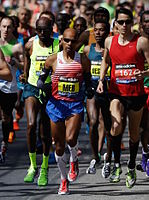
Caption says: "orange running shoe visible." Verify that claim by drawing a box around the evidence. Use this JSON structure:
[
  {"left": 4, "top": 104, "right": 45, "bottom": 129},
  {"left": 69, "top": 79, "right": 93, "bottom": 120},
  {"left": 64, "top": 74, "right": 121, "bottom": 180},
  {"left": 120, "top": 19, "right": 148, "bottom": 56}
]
[
  {"left": 68, "top": 159, "right": 79, "bottom": 182},
  {"left": 8, "top": 131, "right": 16, "bottom": 143},
  {"left": 13, "top": 120, "right": 20, "bottom": 131},
  {"left": 58, "top": 179, "right": 69, "bottom": 195}
]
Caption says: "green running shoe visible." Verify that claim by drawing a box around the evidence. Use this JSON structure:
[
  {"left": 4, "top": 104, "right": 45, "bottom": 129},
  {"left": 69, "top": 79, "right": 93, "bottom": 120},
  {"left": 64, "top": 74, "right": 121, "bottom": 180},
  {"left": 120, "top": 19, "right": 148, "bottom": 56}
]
[
  {"left": 110, "top": 164, "right": 122, "bottom": 183},
  {"left": 126, "top": 168, "right": 136, "bottom": 188},
  {"left": 37, "top": 167, "right": 48, "bottom": 186},
  {"left": 24, "top": 167, "right": 38, "bottom": 183}
]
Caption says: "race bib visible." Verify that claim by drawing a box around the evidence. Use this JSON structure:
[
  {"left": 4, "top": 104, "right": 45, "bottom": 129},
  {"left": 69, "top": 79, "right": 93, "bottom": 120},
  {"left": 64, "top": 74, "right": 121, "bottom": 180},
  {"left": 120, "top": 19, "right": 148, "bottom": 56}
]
[
  {"left": 91, "top": 65, "right": 101, "bottom": 76},
  {"left": 58, "top": 77, "right": 79, "bottom": 96},
  {"left": 115, "top": 64, "right": 137, "bottom": 84},
  {"left": 35, "top": 56, "right": 47, "bottom": 76}
]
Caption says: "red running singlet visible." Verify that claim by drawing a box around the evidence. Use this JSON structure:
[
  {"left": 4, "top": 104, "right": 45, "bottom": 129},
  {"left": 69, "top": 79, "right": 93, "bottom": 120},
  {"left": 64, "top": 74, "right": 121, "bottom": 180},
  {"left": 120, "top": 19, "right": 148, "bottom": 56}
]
[{"left": 109, "top": 34, "right": 145, "bottom": 96}]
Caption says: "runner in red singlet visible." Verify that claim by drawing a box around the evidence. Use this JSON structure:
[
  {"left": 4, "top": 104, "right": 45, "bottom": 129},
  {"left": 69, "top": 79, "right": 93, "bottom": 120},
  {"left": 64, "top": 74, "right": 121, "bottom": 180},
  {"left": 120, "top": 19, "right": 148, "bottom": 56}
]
[{"left": 97, "top": 8, "right": 149, "bottom": 188}]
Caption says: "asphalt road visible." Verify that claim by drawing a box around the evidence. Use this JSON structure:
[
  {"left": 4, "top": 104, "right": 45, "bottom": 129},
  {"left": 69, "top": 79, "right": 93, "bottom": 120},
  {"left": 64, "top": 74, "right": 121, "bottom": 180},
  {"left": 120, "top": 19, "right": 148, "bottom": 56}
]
[{"left": 0, "top": 115, "right": 149, "bottom": 200}]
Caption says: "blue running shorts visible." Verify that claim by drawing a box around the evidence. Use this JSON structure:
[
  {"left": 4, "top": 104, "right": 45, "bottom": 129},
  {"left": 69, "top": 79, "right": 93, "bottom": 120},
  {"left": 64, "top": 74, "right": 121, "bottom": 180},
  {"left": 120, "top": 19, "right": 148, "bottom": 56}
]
[{"left": 46, "top": 97, "right": 84, "bottom": 122}]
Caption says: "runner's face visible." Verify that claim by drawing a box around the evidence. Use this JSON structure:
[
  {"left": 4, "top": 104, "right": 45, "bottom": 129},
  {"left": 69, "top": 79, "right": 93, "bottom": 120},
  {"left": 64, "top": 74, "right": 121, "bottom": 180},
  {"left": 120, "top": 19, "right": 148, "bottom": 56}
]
[
  {"left": 18, "top": 9, "right": 28, "bottom": 24},
  {"left": 94, "top": 23, "right": 107, "bottom": 43},
  {"left": 74, "top": 20, "right": 86, "bottom": 36},
  {"left": 64, "top": 2, "right": 74, "bottom": 15},
  {"left": 63, "top": 30, "right": 76, "bottom": 54},
  {"left": 116, "top": 13, "right": 133, "bottom": 35},
  {"left": 36, "top": 21, "right": 52, "bottom": 42},
  {"left": 142, "top": 14, "right": 149, "bottom": 36},
  {"left": 0, "top": 18, "right": 14, "bottom": 40}
]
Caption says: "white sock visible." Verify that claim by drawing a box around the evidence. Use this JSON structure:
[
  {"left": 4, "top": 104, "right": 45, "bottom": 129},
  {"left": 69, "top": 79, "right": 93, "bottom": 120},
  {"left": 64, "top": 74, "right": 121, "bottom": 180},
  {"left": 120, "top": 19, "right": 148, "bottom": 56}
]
[
  {"left": 55, "top": 152, "right": 67, "bottom": 180},
  {"left": 68, "top": 144, "right": 78, "bottom": 162}
]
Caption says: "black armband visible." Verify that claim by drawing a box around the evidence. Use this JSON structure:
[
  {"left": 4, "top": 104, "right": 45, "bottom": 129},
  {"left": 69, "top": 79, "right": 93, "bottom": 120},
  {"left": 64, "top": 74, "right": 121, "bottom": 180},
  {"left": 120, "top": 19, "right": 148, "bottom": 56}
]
[
  {"left": 84, "top": 72, "right": 91, "bottom": 89},
  {"left": 37, "top": 67, "right": 50, "bottom": 89},
  {"left": 84, "top": 72, "right": 95, "bottom": 99}
]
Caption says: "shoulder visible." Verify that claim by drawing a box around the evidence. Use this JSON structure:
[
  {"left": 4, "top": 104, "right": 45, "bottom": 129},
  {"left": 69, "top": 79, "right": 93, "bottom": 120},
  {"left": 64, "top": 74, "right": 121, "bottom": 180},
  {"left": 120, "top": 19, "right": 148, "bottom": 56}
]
[
  {"left": 25, "top": 39, "right": 33, "bottom": 52},
  {"left": 46, "top": 53, "right": 57, "bottom": 63},
  {"left": 45, "top": 53, "right": 57, "bottom": 69},
  {"left": 137, "top": 36, "right": 149, "bottom": 53},
  {"left": 81, "top": 53, "right": 90, "bottom": 64},
  {"left": 79, "top": 30, "right": 89, "bottom": 40},
  {"left": 12, "top": 41, "right": 24, "bottom": 54},
  {"left": 105, "top": 36, "right": 114, "bottom": 49},
  {"left": 83, "top": 45, "right": 90, "bottom": 55}
]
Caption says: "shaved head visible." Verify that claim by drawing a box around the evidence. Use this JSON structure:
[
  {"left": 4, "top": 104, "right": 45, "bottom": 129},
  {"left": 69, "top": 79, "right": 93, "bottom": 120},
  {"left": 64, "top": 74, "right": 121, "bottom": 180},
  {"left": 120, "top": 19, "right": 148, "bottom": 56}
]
[{"left": 63, "top": 28, "right": 78, "bottom": 40}]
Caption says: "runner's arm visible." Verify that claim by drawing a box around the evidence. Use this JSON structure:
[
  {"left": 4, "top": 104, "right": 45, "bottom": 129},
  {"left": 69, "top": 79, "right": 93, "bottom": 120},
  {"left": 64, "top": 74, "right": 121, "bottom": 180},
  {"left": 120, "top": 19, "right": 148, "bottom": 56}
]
[
  {"left": 96, "top": 37, "right": 111, "bottom": 93},
  {"left": 37, "top": 54, "right": 57, "bottom": 89},
  {"left": 81, "top": 53, "right": 95, "bottom": 98},
  {"left": 135, "top": 37, "right": 149, "bottom": 79},
  {"left": 0, "top": 49, "right": 12, "bottom": 81},
  {"left": 19, "top": 41, "right": 33, "bottom": 83}
]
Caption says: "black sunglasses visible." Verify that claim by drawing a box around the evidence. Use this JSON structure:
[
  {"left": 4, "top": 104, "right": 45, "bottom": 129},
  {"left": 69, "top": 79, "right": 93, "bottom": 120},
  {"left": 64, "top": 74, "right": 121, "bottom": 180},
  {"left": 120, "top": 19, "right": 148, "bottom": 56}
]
[
  {"left": 117, "top": 19, "right": 132, "bottom": 25},
  {"left": 63, "top": 38, "right": 76, "bottom": 44},
  {"left": 36, "top": 28, "right": 51, "bottom": 33},
  {"left": 65, "top": 6, "right": 73, "bottom": 9}
]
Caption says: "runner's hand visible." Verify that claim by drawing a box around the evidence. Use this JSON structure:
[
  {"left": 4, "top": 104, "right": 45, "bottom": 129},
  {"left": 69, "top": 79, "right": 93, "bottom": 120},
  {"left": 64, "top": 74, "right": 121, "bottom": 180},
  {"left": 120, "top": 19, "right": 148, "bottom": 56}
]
[
  {"left": 96, "top": 80, "right": 104, "bottom": 93},
  {"left": 134, "top": 69, "right": 144, "bottom": 80},
  {"left": 19, "top": 73, "right": 27, "bottom": 83}
]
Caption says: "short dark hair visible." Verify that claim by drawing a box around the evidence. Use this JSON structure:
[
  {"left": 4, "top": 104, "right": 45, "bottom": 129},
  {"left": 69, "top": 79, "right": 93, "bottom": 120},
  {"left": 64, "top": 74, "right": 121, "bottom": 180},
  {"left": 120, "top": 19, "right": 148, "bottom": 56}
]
[
  {"left": 94, "top": 19, "right": 110, "bottom": 35},
  {"left": 39, "top": 11, "right": 55, "bottom": 25},
  {"left": 36, "top": 17, "right": 53, "bottom": 29},
  {"left": 115, "top": 8, "right": 133, "bottom": 21},
  {"left": 74, "top": 17, "right": 87, "bottom": 27},
  {"left": 140, "top": 10, "right": 149, "bottom": 23},
  {"left": 0, "top": 16, "right": 15, "bottom": 27},
  {"left": 0, "top": 11, "right": 6, "bottom": 19},
  {"left": 94, "top": 7, "right": 110, "bottom": 22}
]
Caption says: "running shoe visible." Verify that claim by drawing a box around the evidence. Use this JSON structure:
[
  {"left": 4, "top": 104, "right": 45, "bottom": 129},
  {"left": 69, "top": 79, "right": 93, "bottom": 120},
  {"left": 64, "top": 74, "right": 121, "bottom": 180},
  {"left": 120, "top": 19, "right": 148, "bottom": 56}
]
[
  {"left": 24, "top": 167, "right": 38, "bottom": 183},
  {"left": 126, "top": 168, "right": 136, "bottom": 189},
  {"left": 141, "top": 151, "right": 148, "bottom": 172},
  {"left": 146, "top": 159, "right": 149, "bottom": 177},
  {"left": 136, "top": 162, "right": 144, "bottom": 172},
  {"left": 8, "top": 131, "right": 16, "bottom": 143},
  {"left": 86, "top": 159, "right": 96, "bottom": 174},
  {"left": 110, "top": 164, "right": 122, "bottom": 183},
  {"left": 37, "top": 167, "right": 48, "bottom": 186},
  {"left": 0, "top": 141, "right": 7, "bottom": 163},
  {"left": 102, "top": 152, "right": 111, "bottom": 178},
  {"left": 58, "top": 179, "right": 69, "bottom": 195},
  {"left": 68, "top": 159, "right": 79, "bottom": 182},
  {"left": 102, "top": 162, "right": 111, "bottom": 178},
  {"left": 13, "top": 120, "right": 20, "bottom": 131}
]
